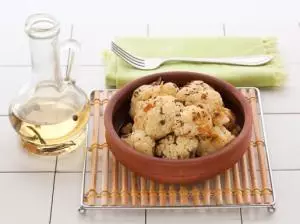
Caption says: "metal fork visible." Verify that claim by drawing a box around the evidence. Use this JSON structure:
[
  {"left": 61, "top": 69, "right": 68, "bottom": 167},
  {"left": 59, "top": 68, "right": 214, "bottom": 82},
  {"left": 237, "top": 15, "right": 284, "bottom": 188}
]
[{"left": 111, "top": 41, "right": 273, "bottom": 70}]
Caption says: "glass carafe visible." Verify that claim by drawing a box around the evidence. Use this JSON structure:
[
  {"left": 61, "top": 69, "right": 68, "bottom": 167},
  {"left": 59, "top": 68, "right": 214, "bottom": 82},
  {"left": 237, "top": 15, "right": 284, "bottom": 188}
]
[{"left": 8, "top": 13, "right": 90, "bottom": 156}]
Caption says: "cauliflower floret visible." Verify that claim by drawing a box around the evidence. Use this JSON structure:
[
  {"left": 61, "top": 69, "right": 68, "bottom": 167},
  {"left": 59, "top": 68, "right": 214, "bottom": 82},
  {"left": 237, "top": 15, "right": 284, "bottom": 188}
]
[
  {"left": 130, "top": 82, "right": 179, "bottom": 118},
  {"left": 212, "top": 107, "right": 231, "bottom": 126},
  {"left": 130, "top": 85, "right": 160, "bottom": 118},
  {"left": 122, "top": 130, "right": 155, "bottom": 156},
  {"left": 130, "top": 100, "right": 148, "bottom": 124},
  {"left": 197, "top": 126, "right": 235, "bottom": 156},
  {"left": 212, "top": 107, "right": 241, "bottom": 136},
  {"left": 133, "top": 95, "right": 183, "bottom": 139},
  {"left": 173, "top": 105, "right": 213, "bottom": 137},
  {"left": 156, "top": 134, "right": 199, "bottom": 159},
  {"left": 160, "top": 82, "right": 179, "bottom": 96},
  {"left": 176, "top": 80, "right": 223, "bottom": 112}
]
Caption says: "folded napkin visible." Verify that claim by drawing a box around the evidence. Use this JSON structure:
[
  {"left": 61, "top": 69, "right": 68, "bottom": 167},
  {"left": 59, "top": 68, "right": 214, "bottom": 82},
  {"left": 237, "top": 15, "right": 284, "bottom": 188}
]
[{"left": 103, "top": 37, "right": 286, "bottom": 88}]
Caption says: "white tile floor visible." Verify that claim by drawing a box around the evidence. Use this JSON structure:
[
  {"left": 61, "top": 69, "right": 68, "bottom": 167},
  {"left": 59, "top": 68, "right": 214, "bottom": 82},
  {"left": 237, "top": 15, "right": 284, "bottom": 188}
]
[
  {"left": 0, "top": 24, "right": 71, "bottom": 66},
  {"left": 72, "top": 24, "right": 147, "bottom": 65},
  {"left": 147, "top": 209, "right": 242, "bottom": 224},
  {"left": 260, "top": 64, "right": 300, "bottom": 113},
  {"left": 51, "top": 173, "right": 145, "bottom": 224},
  {"left": 264, "top": 114, "right": 300, "bottom": 170},
  {"left": 1, "top": 2, "right": 300, "bottom": 223},
  {"left": 148, "top": 23, "right": 224, "bottom": 37},
  {"left": 242, "top": 171, "right": 300, "bottom": 224},
  {"left": 0, "top": 173, "right": 54, "bottom": 224},
  {"left": 0, "top": 117, "right": 56, "bottom": 171}
]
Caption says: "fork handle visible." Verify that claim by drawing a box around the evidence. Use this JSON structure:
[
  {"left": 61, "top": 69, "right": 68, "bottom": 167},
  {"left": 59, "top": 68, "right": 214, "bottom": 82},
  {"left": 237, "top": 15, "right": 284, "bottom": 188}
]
[{"left": 165, "top": 55, "right": 272, "bottom": 66}]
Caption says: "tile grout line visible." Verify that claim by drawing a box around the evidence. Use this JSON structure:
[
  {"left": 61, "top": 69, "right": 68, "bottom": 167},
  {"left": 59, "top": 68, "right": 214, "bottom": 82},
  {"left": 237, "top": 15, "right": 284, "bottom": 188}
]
[
  {"left": 2, "top": 169, "right": 300, "bottom": 174},
  {"left": 0, "top": 171, "right": 56, "bottom": 173},
  {"left": 146, "top": 24, "right": 150, "bottom": 37},
  {"left": 263, "top": 112, "right": 300, "bottom": 115},
  {"left": 222, "top": 23, "right": 226, "bottom": 36},
  {"left": 74, "top": 64, "right": 105, "bottom": 67},
  {"left": 273, "top": 169, "right": 300, "bottom": 171},
  {"left": 48, "top": 156, "right": 58, "bottom": 224},
  {"left": 0, "top": 64, "right": 105, "bottom": 67},
  {"left": 0, "top": 64, "right": 104, "bottom": 67},
  {"left": 240, "top": 208, "right": 244, "bottom": 224},
  {"left": 71, "top": 24, "right": 74, "bottom": 37},
  {"left": 0, "top": 65, "right": 31, "bottom": 67}
]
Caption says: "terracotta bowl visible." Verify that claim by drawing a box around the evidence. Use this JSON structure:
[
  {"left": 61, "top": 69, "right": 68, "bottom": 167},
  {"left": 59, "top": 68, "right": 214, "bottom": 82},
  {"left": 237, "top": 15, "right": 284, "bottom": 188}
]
[{"left": 104, "top": 71, "right": 252, "bottom": 184}]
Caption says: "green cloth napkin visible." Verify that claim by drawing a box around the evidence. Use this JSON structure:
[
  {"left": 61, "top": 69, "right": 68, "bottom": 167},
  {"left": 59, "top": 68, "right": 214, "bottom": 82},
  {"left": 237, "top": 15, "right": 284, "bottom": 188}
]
[{"left": 103, "top": 37, "right": 286, "bottom": 88}]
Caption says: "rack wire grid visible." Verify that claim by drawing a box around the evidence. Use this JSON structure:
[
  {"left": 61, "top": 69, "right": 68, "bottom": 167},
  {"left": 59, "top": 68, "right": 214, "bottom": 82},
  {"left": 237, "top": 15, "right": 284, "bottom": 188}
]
[{"left": 78, "top": 87, "right": 276, "bottom": 214}]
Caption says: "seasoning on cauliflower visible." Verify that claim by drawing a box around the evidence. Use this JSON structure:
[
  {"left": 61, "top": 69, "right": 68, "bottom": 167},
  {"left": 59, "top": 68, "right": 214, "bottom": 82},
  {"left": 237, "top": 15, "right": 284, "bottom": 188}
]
[
  {"left": 130, "top": 84, "right": 160, "bottom": 118},
  {"left": 133, "top": 95, "right": 184, "bottom": 139},
  {"left": 156, "top": 134, "right": 199, "bottom": 159},
  {"left": 122, "top": 130, "right": 155, "bottom": 156},
  {"left": 197, "top": 126, "right": 235, "bottom": 156},
  {"left": 212, "top": 107, "right": 231, "bottom": 126},
  {"left": 173, "top": 105, "right": 213, "bottom": 137},
  {"left": 176, "top": 80, "right": 223, "bottom": 112},
  {"left": 124, "top": 79, "right": 240, "bottom": 160},
  {"left": 130, "top": 81, "right": 179, "bottom": 118},
  {"left": 160, "top": 82, "right": 179, "bottom": 96}
]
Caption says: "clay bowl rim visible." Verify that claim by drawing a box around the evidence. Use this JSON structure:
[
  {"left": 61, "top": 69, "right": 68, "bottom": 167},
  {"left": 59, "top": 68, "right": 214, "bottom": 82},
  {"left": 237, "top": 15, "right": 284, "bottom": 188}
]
[{"left": 104, "top": 71, "right": 252, "bottom": 165}]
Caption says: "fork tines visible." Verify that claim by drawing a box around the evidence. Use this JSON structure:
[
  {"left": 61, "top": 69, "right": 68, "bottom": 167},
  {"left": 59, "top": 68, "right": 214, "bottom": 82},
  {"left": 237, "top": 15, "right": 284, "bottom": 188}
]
[{"left": 111, "top": 41, "right": 145, "bottom": 68}]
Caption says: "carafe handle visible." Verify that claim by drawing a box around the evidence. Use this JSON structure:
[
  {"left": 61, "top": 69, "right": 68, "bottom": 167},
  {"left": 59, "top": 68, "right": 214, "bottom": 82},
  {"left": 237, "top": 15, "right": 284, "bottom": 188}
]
[{"left": 59, "top": 38, "right": 81, "bottom": 84}]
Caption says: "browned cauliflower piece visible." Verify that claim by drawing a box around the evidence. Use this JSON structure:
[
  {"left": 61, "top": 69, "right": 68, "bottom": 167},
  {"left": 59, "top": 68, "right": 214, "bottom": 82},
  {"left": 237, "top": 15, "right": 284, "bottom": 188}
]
[
  {"left": 130, "top": 82, "right": 179, "bottom": 118},
  {"left": 197, "top": 126, "right": 235, "bottom": 156},
  {"left": 122, "top": 130, "right": 155, "bottom": 156},
  {"left": 133, "top": 95, "right": 183, "bottom": 139},
  {"left": 173, "top": 105, "right": 213, "bottom": 137},
  {"left": 176, "top": 80, "right": 223, "bottom": 112},
  {"left": 212, "top": 107, "right": 232, "bottom": 126},
  {"left": 156, "top": 134, "right": 199, "bottom": 159},
  {"left": 213, "top": 107, "right": 241, "bottom": 136}
]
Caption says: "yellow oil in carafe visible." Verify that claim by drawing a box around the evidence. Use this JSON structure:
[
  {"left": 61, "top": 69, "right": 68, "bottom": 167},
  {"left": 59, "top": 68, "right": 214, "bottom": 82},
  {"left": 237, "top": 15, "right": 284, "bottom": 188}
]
[{"left": 9, "top": 98, "right": 90, "bottom": 156}]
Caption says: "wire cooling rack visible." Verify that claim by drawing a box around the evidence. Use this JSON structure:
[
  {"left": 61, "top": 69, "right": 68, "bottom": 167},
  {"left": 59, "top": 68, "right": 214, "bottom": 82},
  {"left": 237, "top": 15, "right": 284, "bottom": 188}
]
[{"left": 78, "top": 87, "right": 275, "bottom": 214}]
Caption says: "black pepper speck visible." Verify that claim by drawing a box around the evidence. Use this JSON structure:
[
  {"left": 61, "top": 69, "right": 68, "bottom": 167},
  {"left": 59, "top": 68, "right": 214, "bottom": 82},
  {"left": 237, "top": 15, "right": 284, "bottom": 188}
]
[{"left": 160, "top": 120, "right": 166, "bottom": 125}]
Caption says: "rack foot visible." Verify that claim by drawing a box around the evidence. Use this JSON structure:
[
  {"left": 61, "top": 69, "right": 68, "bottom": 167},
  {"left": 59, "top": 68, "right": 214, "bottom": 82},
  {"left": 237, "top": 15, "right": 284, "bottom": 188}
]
[
  {"left": 268, "top": 206, "right": 276, "bottom": 213},
  {"left": 78, "top": 206, "right": 87, "bottom": 214}
]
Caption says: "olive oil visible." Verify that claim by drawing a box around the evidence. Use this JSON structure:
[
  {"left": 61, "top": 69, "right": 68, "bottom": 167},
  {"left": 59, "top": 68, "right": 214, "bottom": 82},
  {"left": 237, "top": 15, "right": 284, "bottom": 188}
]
[{"left": 9, "top": 98, "right": 90, "bottom": 156}]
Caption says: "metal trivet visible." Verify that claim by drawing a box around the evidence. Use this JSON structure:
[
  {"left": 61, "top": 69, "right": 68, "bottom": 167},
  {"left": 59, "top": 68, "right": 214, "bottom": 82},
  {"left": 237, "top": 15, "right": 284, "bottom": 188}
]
[{"left": 78, "top": 88, "right": 275, "bottom": 214}]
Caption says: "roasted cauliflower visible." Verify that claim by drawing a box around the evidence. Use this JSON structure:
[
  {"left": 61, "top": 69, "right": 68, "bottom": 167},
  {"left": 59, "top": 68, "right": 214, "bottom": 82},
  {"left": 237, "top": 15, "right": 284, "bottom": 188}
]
[
  {"left": 156, "top": 134, "right": 199, "bottom": 159},
  {"left": 122, "top": 130, "right": 155, "bottom": 156},
  {"left": 173, "top": 105, "right": 213, "bottom": 137},
  {"left": 122, "top": 79, "right": 240, "bottom": 159},
  {"left": 133, "top": 95, "right": 183, "bottom": 139},
  {"left": 176, "top": 80, "right": 223, "bottom": 112},
  {"left": 197, "top": 126, "right": 235, "bottom": 156},
  {"left": 130, "top": 82, "right": 179, "bottom": 117}
]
